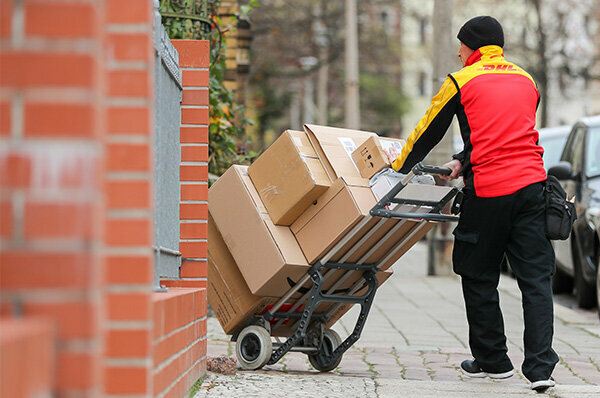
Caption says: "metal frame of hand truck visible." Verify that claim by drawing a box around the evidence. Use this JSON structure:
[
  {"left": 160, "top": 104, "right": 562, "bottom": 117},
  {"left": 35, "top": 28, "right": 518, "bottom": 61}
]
[{"left": 232, "top": 162, "right": 461, "bottom": 371}]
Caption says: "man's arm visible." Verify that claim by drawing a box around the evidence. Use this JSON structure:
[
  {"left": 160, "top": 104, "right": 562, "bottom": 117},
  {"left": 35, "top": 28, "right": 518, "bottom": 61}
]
[{"left": 391, "top": 76, "right": 459, "bottom": 173}]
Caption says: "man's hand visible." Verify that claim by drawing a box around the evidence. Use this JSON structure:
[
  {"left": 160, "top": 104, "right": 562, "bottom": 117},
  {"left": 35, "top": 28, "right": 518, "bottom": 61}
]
[
  {"left": 383, "top": 147, "right": 401, "bottom": 166},
  {"left": 441, "top": 159, "right": 463, "bottom": 180}
]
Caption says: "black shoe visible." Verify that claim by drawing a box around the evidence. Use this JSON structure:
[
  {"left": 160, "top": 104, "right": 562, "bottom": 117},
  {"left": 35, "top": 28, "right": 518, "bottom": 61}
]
[
  {"left": 460, "top": 359, "right": 514, "bottom": 379},
  {"left": 531, "top": 377, "right": 555, "bottom": 392}
]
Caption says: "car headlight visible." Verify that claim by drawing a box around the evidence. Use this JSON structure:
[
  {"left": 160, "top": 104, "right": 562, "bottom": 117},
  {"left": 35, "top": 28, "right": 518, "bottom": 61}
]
[{"left": 584, "top": 207, "right": 600, "bottom": 232}]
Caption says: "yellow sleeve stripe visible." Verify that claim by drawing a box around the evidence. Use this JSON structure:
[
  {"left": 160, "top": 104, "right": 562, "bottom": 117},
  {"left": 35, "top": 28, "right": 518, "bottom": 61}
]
[{"left": 392, "top": 77, "right": 458, "bottom": 171}]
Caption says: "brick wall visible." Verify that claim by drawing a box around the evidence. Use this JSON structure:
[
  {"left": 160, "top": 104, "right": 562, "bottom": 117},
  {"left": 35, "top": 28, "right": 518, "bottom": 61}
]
[
  {"left": 1, "top": 2, "right": 209, "bottom": 397},
  {"left": 103, "top": 0, "right": 155, "bottom": 396},
  {"left": 0, "top": 0, "right": 106, "bottom": 395}
]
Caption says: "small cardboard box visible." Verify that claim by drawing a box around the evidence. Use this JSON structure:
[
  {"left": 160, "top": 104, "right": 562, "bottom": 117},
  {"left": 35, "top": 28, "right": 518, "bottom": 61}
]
[
  {"left": 303, "top": 124, "right": 378, "bottom": 187},
  {"left": 352, "top": 136, "right": 406, "bottom": 179},
  {"left": 248, "top": 130, "right": 331, "bottom": 226},
  {"left": 208, "top": 165, "right": 310, "bottom": 297},
  {"left": 208, "top": 211, "right": 394, "bottom": 336}
]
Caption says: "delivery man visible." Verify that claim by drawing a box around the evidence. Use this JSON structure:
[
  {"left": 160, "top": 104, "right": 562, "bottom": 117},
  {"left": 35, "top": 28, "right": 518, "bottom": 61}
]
[{"left": 386, "top": 16, "right": 558, "bottom": 392}]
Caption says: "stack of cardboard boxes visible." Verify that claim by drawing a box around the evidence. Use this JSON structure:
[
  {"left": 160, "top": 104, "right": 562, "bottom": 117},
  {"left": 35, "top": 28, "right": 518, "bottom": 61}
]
[{"left": 208, "top": 125, "right": 435, "bottom": 336}]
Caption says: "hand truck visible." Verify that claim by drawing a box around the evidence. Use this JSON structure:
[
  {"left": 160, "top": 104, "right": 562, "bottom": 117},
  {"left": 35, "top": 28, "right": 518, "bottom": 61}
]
[{"left": 232, "top": 163, "right": 461, "bottom": 371}]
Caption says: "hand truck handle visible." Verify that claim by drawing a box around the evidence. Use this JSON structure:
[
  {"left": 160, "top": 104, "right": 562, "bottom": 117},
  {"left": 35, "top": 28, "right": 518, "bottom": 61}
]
[{"left": 413, "top": 163, "right": 452, "bottom": 176}]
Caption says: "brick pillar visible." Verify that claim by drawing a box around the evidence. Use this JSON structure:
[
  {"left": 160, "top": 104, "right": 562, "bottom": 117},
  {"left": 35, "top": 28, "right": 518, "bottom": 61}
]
[
  {"left": 163, "top": 40, "right": 209, "bottom": 290},
  {"left": 0, "top": 0, "right": 106, "bottom": 395},
  {"left": 102, "top": 0, "right": 155, "bottom": 396}
]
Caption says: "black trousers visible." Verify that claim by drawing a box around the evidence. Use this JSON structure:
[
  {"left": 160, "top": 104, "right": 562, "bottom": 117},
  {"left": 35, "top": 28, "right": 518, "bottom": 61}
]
[{"left": 452, "top": 181, "right": 558, "bottom": 382}]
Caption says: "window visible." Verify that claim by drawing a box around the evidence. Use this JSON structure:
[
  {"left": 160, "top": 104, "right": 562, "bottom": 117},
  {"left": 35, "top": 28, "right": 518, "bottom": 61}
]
[
  {"left": 563, "top": 125, "right": 585, "bottom": 175},
  {"left": 419, "top": 17, "right": 427, "bottom": 45}
]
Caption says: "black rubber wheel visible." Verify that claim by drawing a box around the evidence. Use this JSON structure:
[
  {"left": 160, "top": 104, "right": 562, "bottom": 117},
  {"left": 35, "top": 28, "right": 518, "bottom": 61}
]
[
  {"left": 308, "top": 329, "right": 343, "bottom": 372},
  {"left": 573, "top": 241, "right": 597, "bottom": 309},
  {"left": 235, "top": 325, "right": 272, "bottom": 370},
  {"left": 552, "top": 267, "right": 574, "bottom": 294}
]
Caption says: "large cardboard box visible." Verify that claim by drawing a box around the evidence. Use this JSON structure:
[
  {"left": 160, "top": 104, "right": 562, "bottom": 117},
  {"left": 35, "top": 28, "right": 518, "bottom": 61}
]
[
  {"left": 291, "top": 178, "right": 375, "bottom": 264},
  {"left": 303, "top": 124, "right": 378, "bottom": 187},
  {"left": 291, "top": 176, "right": 436, "bottom": 269},
  {"left": 208, "top": 211, "right": 394, "bottom": 336},
  {"left": 209, "top": 165, "right": 310, "bottom": 297},
  {"left": 352, "top": 136, "right": 406, "bottom": 179},
  {"left": 248, "top": 130, "right": 331, "bottom": 225},
  {"left": 207, "top": 212, "right": 276, "bottom": 335}
]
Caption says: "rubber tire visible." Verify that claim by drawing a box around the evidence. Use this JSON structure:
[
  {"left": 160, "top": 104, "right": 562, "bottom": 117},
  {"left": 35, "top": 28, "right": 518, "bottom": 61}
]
[
  {"left": 235, "top": 325, "right": 272, "bottom": 370},
  {"left": 573, "top": 240, "right": 597, "bottom": 309},
  {"left": 309, "top": 329, "right": 343, "bottom": 372},
  {"left": 552, "top": 267, "right": 574, "bottom": 294}
]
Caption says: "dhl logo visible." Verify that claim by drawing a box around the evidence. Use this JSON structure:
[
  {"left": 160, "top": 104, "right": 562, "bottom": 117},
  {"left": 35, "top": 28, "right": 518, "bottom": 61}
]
[{"left": 481, "top": 64, "right": 519, "bottom": 71}]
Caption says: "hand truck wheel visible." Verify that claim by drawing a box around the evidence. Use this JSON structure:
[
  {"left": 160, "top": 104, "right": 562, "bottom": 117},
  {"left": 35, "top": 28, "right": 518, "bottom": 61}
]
[
  {"left": 235, "top": 325, "right": 272, "bottom": 370},
  {"left": 308, "top": 328, "right": 343, "bottom": 372}
]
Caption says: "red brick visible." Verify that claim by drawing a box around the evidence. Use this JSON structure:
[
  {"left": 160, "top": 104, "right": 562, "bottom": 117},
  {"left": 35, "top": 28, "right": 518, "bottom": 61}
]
[
  {"left": 106, "top": 180, "right": 150, "bottom": 209},
  {"left": 23, "top": 301, "right": 96, "bottom": 339},
  {"left": 25, "top": 2, "right": 95, "bottom": 38},
  {"left": 108, "top": 70, "right": 149, "bottom": 98},
  {"left": 0, "top": 52, "right": 94, "bottom": 88},
  {"left": 0, "top": 1, "right": 12, "bottom": 38},
  {"left": 105, "top": 255, "right": 153, "bottom": 284},
  {"left": 24, "top": 202, "right": 93, "bottom": 239},
  {"left": 107, "top": 33, "right": 150, "bottom": 61},
  {"left": 105, "top": 366, "right": 148, "bottom": 395},
  {"left": 0, "top": 153, "right": 31, "bottom": 188},
  {"left": 180, "top": 203, "right": 207, "bottom": 220},
  {"left": 24, "top": 102, "right": 94, "bottom": 137},
  {"left": 179, "top": 241, "right": 206, "bottom": 259},
  {"left": 160, "top": 279, "right": 207, "bottom": 289},
  {"left": 0, "top": 101, "right": 10, "bottom": 135},
  {"left": 180, "top": 223, "right": 207, "bottom": 240},
  {"left": 105, "top": 218, "right": 151, "bottom": 246},
  {"left": 182, "top": 70, "right": 209, "bottom": 87},
  {"left": 182, "top": 89, "right": 209, "bottom": 106},
  {"left": 57, "top": 352, "right": 94, "bottom": 390},
  {"left": 107, "top": 106, "right": 150, "bottom": 135},
  {"left": 181, "top": 146, "right": 208, "bottom": 162},
  {"left": 181, "top": 184, "right": 207, "bottom": 201},
  {"left": 107, "top": 292, "right": 150, "bottom": 321},
  {"left": 107, "top": 143, "right": 150, "bottom": 172},
  {"left": 0, "top": 200, "right": 12, "bottom": 238},
  {"left": 180, "top": 260, "right": 207, "bottom": 278},
  {"left": 0, "top": 252, "right": 92, "bottom": 290},
  {"left": 181, "top": 108, "right": 208, "bottom": 125},
  {"left": 154, "top": 339, "right": 204, "bottom": 394},
  {"left": 153, "top": 321, "right": 200, "bottom": 366},
  {"left": 106, "top": 0, "right": 151, "bottom": 24},
  {"left": 180, "top": 126, "right": 208, "bottom": 144},
  {"left": 180, "top": 165, "right": 208, "bottom": 182},
  {"left": 172, "top": 40, "right": 210, "bottom": 68},
  {"left": 106, "top": 329, "right": 150, "bottom": 358}
]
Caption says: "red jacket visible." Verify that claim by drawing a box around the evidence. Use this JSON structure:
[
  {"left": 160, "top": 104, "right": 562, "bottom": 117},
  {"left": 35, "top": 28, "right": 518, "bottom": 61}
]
[{"left": 391, "top": 45, "right": 546, "bottom": 197}]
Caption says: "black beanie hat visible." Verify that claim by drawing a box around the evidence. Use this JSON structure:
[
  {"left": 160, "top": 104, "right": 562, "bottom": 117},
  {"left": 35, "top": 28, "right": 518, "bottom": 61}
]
[{"left": 457, "top": 16, "right": 504, "bottom": 50}]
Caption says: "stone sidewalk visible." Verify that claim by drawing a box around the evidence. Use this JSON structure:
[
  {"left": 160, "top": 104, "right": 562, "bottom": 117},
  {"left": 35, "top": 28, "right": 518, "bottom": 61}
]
[{"left": 196, "top": 243, "right": 600, "bottom": 397}]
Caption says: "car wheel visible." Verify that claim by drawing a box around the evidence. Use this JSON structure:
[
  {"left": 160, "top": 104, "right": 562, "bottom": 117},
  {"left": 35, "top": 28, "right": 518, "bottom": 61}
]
[
  {"left": 552, "top": 267, "right": 574, "bottom": 294},
  {"left": 573, "top": 239, "right": 597, "bottom": 309}
]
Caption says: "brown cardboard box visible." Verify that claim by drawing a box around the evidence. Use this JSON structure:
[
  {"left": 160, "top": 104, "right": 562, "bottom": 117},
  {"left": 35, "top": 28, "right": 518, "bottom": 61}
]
[
  {"left": 352, "top": 136, "right": 406, "bottom": 179},
  {"left": 291, "top": 178, "right": 376, "bottom": 264},
  {"left": 291, "top": 176, "right": 436, "bottom": 269},
  {"left": 209, "top": 165, "right": 310, "bottom": 297},
  {"left": 208, "top": 211, "right": 394, "bottom": 336},
  {"left": 248, "top": 130, "right": 331, "bottom": 226},
  {"left": 303, "top": 124, "right": 378, "bottom": 187},
  {"left": 207, "top": 212, "right": 277, "bottom": 335}
]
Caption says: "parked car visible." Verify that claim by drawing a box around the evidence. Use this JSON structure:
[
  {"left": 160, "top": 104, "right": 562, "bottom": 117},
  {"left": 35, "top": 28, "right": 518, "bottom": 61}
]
[
  {"left": 538, "top": 125, "right": 571, "bottom": 171},
  {"left": 548, "top": 115, "right": 600, "bottom": 311}
]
